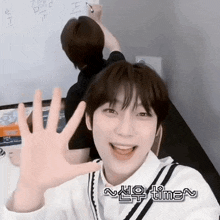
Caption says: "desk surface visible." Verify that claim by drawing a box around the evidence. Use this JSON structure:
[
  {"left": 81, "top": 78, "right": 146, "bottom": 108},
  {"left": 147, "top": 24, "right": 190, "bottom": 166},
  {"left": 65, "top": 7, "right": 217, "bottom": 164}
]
[{"left": 0, "top": 145, "right": 21, "bottom": 208}]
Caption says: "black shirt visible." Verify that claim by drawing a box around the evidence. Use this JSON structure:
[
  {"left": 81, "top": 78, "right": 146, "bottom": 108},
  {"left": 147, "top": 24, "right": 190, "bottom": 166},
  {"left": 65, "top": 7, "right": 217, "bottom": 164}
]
[{"left": 65, "top": 51, "right": 125, "bottom": 155}]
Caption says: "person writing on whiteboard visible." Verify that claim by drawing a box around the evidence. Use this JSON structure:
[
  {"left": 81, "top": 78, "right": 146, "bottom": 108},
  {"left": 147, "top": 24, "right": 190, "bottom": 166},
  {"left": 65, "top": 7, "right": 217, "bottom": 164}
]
[
  {"left": 61, "top": 5, "right": 125, "bottom": 164},
  {"left": 8, "top": 5, "right": 123, "bottom": 167},
  {"left": 2, "top": 61, "right": 219, "bottom": 219}
]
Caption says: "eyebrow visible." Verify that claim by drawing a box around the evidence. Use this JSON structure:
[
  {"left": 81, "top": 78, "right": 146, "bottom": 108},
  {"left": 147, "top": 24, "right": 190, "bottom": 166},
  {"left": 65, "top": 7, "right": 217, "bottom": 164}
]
[{"left": 110, "top": 99, "right": 143, "bottom": 107}]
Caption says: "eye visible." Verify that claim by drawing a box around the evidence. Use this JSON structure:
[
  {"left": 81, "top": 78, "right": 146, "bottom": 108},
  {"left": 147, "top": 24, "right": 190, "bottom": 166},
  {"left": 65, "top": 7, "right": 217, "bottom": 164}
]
[
  {"left": 137, "top": 112, "right": 151, "bottom": 117},
  {"left": 103, "top": 108, "right": 118, "bottom": 116}
]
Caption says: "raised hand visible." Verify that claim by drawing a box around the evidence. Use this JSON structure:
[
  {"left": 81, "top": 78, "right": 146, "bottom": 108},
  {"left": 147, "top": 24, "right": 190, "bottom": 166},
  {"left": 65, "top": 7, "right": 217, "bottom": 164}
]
[
  {"left": 88, "top": 4, "right": 121, "bottom": 52},
  {"left": 17, "top": 88, "right": 100, "bottom": 193},
  {"left": 88, "top": 4, "right": 103, "bottom": 23}
]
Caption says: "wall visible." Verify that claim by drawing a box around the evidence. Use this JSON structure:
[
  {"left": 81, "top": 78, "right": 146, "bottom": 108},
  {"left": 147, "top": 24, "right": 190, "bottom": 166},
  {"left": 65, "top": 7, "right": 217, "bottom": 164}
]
[{"left": 101, "top": 0, "right": 220, "bottom": 173}]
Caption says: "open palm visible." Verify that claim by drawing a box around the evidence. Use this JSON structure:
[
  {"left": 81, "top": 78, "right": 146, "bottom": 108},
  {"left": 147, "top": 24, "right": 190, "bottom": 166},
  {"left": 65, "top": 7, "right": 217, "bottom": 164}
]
[{"left": 18, "top": 88, "right": 100, "bottom": 192}]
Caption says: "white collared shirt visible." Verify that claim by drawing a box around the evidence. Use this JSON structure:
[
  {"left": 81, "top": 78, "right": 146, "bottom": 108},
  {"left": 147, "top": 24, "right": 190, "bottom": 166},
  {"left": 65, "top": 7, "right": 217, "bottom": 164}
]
[{"left": 1, "top": 151, "right": 220, "bottom": 220}]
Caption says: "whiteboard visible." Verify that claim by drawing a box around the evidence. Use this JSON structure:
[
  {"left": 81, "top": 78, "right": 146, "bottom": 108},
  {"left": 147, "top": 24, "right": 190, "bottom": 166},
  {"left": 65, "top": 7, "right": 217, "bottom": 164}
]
[{"left": 0, "top": 0, "right": 97, "bottom": 106}]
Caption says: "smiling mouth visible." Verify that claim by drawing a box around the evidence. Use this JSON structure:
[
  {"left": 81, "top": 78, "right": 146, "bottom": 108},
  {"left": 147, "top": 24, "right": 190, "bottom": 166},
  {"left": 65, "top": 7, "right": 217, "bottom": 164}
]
[{"left": 110, "top": 143, "right": 137, "bottom": 159}]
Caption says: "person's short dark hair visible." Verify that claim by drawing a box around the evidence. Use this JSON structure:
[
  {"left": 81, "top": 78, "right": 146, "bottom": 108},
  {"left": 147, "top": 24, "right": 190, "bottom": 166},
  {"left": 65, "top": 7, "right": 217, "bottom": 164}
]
[
  {"left": 60, "top": 16, "right": 104, "bottom": 69},
  {"left": 85, "top": 60, "right": 169, "bottom": 129}
]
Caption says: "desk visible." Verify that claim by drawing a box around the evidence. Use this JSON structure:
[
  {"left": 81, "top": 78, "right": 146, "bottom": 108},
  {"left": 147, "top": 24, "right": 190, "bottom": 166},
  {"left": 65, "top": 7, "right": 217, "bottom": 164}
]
[
  {"left": 0, "top": 145, "right": 21, "bottom": 208},
  {"left": 0, "top": 100, "right": 66, "bottom": 209}
]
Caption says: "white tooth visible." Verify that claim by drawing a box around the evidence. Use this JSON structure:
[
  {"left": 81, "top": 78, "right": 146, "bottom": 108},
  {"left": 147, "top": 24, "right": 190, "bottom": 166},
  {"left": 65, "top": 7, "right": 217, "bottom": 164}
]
[{"left": 114, "top": 145, "right": 134, "bottom": 150}]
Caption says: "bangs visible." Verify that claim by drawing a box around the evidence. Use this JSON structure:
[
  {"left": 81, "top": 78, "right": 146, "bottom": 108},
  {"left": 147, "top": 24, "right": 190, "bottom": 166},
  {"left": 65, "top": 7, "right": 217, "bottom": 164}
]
[
  {"left": 106, "top": 82, "right": 153, "bottom": 116},
  {"left": 92, "top": 61, "right": 153, "bottom": 115}
]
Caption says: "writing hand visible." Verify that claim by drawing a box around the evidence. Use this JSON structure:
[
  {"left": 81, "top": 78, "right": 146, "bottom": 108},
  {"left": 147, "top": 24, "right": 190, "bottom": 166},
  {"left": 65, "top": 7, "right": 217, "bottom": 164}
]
[{"left": 88, "top": 4, "right": 102, "bottom": 23}]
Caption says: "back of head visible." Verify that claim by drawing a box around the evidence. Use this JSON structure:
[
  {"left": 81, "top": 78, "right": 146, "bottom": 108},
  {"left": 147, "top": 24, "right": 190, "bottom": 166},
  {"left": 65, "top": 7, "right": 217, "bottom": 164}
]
[
  {"left": 85, "top": 60, "right": 169, "bottom": 128},
  {"left": 61, "top": 16, "right": 104, "bottom": 69}
]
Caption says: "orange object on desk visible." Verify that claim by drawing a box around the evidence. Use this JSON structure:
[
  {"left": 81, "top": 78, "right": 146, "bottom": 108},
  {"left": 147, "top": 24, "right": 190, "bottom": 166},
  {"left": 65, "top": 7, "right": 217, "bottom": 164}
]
[{"left": 0, "top": 123, "right": 20, "bottom": 137}]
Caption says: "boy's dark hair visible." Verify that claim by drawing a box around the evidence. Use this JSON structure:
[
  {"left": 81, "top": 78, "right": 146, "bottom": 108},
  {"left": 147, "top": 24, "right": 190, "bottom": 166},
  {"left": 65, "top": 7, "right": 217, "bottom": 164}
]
[
  {"left": 60, "top": 16, "right": 104, "bottom": 69},
  {"left": 85, "top": 60, "right": 169, "bottom": 128}
]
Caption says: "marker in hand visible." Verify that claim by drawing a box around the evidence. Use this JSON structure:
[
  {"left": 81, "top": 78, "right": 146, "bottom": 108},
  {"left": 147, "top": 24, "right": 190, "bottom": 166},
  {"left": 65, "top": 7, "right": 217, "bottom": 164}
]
[{"left": 86, "top": 2, "right": 94, "bottom": 13}]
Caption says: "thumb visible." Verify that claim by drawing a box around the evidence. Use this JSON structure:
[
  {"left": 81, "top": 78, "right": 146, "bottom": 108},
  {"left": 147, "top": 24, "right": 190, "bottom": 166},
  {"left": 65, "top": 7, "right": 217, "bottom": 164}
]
[{"left": 67, "top": 162, "right": 101, "bottom": 178}]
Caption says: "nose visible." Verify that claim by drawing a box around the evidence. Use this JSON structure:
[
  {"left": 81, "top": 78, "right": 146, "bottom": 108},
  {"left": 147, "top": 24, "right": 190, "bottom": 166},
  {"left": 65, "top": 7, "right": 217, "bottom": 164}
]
[{"left": 114, "top": 113, "right": 134, "bottom": 137}]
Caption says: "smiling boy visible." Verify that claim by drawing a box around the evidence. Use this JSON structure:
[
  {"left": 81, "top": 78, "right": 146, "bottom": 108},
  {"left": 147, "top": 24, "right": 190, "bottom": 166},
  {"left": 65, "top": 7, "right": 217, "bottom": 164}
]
[
  {"left": 2, "top": 61, "right": 219, "bottom": 219},
  {"left": 84, "top": 61, "right": 168, "bottom": 187}
]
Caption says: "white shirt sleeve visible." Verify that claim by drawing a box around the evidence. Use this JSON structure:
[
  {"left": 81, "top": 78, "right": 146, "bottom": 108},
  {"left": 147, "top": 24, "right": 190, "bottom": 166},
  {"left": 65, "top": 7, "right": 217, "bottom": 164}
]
[
  {"left": 160, "top": 165, "right": 220, "bottom": 220},
  {"left": 1, "top": 204, "right": 71, "bottom": 220},
  {"left": 0, "top": 182, "right": 78, "bottom": 220}
]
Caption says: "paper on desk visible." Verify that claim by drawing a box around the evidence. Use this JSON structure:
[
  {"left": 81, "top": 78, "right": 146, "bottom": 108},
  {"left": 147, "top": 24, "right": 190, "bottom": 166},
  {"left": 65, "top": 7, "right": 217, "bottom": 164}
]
[{"left": 0, "top": 108, "right": 32, "bottom": 126}]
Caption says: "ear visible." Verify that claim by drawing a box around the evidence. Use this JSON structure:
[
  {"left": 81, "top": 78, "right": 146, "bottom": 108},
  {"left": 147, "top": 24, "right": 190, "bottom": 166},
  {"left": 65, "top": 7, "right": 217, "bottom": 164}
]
[
  {"left": 151, "top": 125, "right": 163, "bottom": 157},
  {"left": 85, "top": 113, "right": 92, "bottom": 131},
  {"left": 155, "top": 124, "right": 161, "bottom": 136}
]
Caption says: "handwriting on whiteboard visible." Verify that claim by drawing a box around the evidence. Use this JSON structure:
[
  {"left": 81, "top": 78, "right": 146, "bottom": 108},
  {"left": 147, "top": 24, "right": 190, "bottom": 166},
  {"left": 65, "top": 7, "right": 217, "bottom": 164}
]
[
  {"left": 69, "top": 1, "right": 86, "bottom": 18},
  {"left": 5, "top": 8, "right": 13, "bottom": 27},
  {"left": 71, "top": 1, "right": 82, "bottom": 15},
  {"left": 30, "top": 0, "right": 54, "bottom": 21},
  {"left": 3, "top": 0, "right": 87, "bottom": 28}
]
